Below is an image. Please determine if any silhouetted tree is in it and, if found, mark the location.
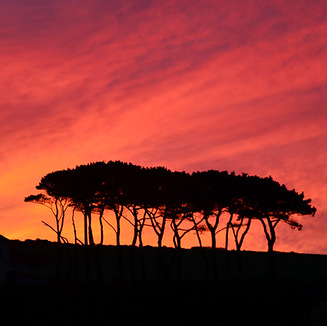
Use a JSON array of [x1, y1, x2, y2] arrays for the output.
[[121, 165, 150, 246], [226, 207, 252, 251], [143, 166, 173, 248], [101, 161, 137, 246], [243, 175, 316, 252], [26, 160, 316, 258], [125, 204, 148, 246], [188, 212, 207, 248], [24, 193, 70, 243], [159, 171, 194, 249], [225, 174, 256, 252], [191, 170, 236, 249], [167, 205, 188, 249], [67, 163, 107, 245]]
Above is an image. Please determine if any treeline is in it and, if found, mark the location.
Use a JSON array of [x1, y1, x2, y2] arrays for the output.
[[25, 161, 316, 252]]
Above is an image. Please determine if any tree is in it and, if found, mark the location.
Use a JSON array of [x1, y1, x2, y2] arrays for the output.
[[65, 163, 105, 246], [125, 204, 148, 247], [225, 199, 253, 252], [244, 176, 316, 252], [34, 163, 104, 245], [26, 160, 316, 256], [120, 165, 150, 247], [100, 161, 136, 246], [224, 174, 257, 251], [142, 166, 172, 248], [191, 170, 235, 249], [25, 193, 70, 244], [189, 212, 207, 248]]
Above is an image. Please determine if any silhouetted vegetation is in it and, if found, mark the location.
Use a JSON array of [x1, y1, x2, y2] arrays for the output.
[[19, 161, 322, 323], [25, 161, 316, 252]]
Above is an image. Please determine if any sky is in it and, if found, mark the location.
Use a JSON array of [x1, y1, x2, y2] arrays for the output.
[[1, 0, 326, 254]]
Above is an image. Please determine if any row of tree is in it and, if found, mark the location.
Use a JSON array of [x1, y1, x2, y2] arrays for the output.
[[25, 161, 316, 252]]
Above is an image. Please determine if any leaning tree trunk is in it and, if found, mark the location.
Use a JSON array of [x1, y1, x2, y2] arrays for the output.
[[113, 205, 124, 246], [130, 206, 139, 247], [148, 207, 166, 248], [138, 212, 146, 247], [99, 214, 104, 245], [171, 219, 182, 249], [131, 217, 138, 247], [84, 212, 88, 246]]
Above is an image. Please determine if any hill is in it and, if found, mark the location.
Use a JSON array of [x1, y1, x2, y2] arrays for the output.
[[0, 236, 327, 325]]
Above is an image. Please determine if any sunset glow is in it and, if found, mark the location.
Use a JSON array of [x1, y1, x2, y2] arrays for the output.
[[1, 0, 326, 253]]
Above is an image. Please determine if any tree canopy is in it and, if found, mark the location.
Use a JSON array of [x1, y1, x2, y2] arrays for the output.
[[25, 161, 316, 252]]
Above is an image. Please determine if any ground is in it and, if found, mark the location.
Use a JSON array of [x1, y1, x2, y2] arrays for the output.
[[0, 239, 326, 325]]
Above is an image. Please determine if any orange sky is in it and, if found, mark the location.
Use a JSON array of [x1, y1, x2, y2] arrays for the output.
[[1, 0, 326, 254]]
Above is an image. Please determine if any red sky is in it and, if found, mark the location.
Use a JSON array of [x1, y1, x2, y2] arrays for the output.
[[1, 0, 326, 253]]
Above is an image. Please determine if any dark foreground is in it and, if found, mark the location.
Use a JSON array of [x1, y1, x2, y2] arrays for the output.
[[1, 237, 327, 325]]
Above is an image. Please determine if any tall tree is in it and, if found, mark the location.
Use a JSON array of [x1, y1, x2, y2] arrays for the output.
[[144, 166, 173, 248], [122, 165, 150, 247], [192, 170, 235, 249]]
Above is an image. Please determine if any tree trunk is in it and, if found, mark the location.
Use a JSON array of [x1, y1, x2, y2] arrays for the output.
[[56, 222, 61, 244], [72, 208, 79, 245], [268, 240, 275, 253], [176, 235, 181, 249], [131, 229, 138, 247], [157, 213, 167, 248], [172, 233, 181, 249], [189, 213, 203, 248], [259, 217, 276, 253], [114, 205, 123, 246], [211, 229, 216, 249], [116, 219, 120, 246], [158, 232, 163, 248], [267, 217, 276, 253], [138, 233, 143, 247], [238, 218, 252, 251], [205, 209, 222, 250], [171, 219, 181, 249], [88, 211, 94, 246], [84, 212, 88, 246], [138, 214, 146, 247], [131, 207, 138, 247], [225, 213, 233, 250], [99, 214, 104, 245], [54, 198, 60, 244]]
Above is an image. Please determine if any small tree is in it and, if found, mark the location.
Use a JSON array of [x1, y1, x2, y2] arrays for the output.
[[24, 193, 70, 243]]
